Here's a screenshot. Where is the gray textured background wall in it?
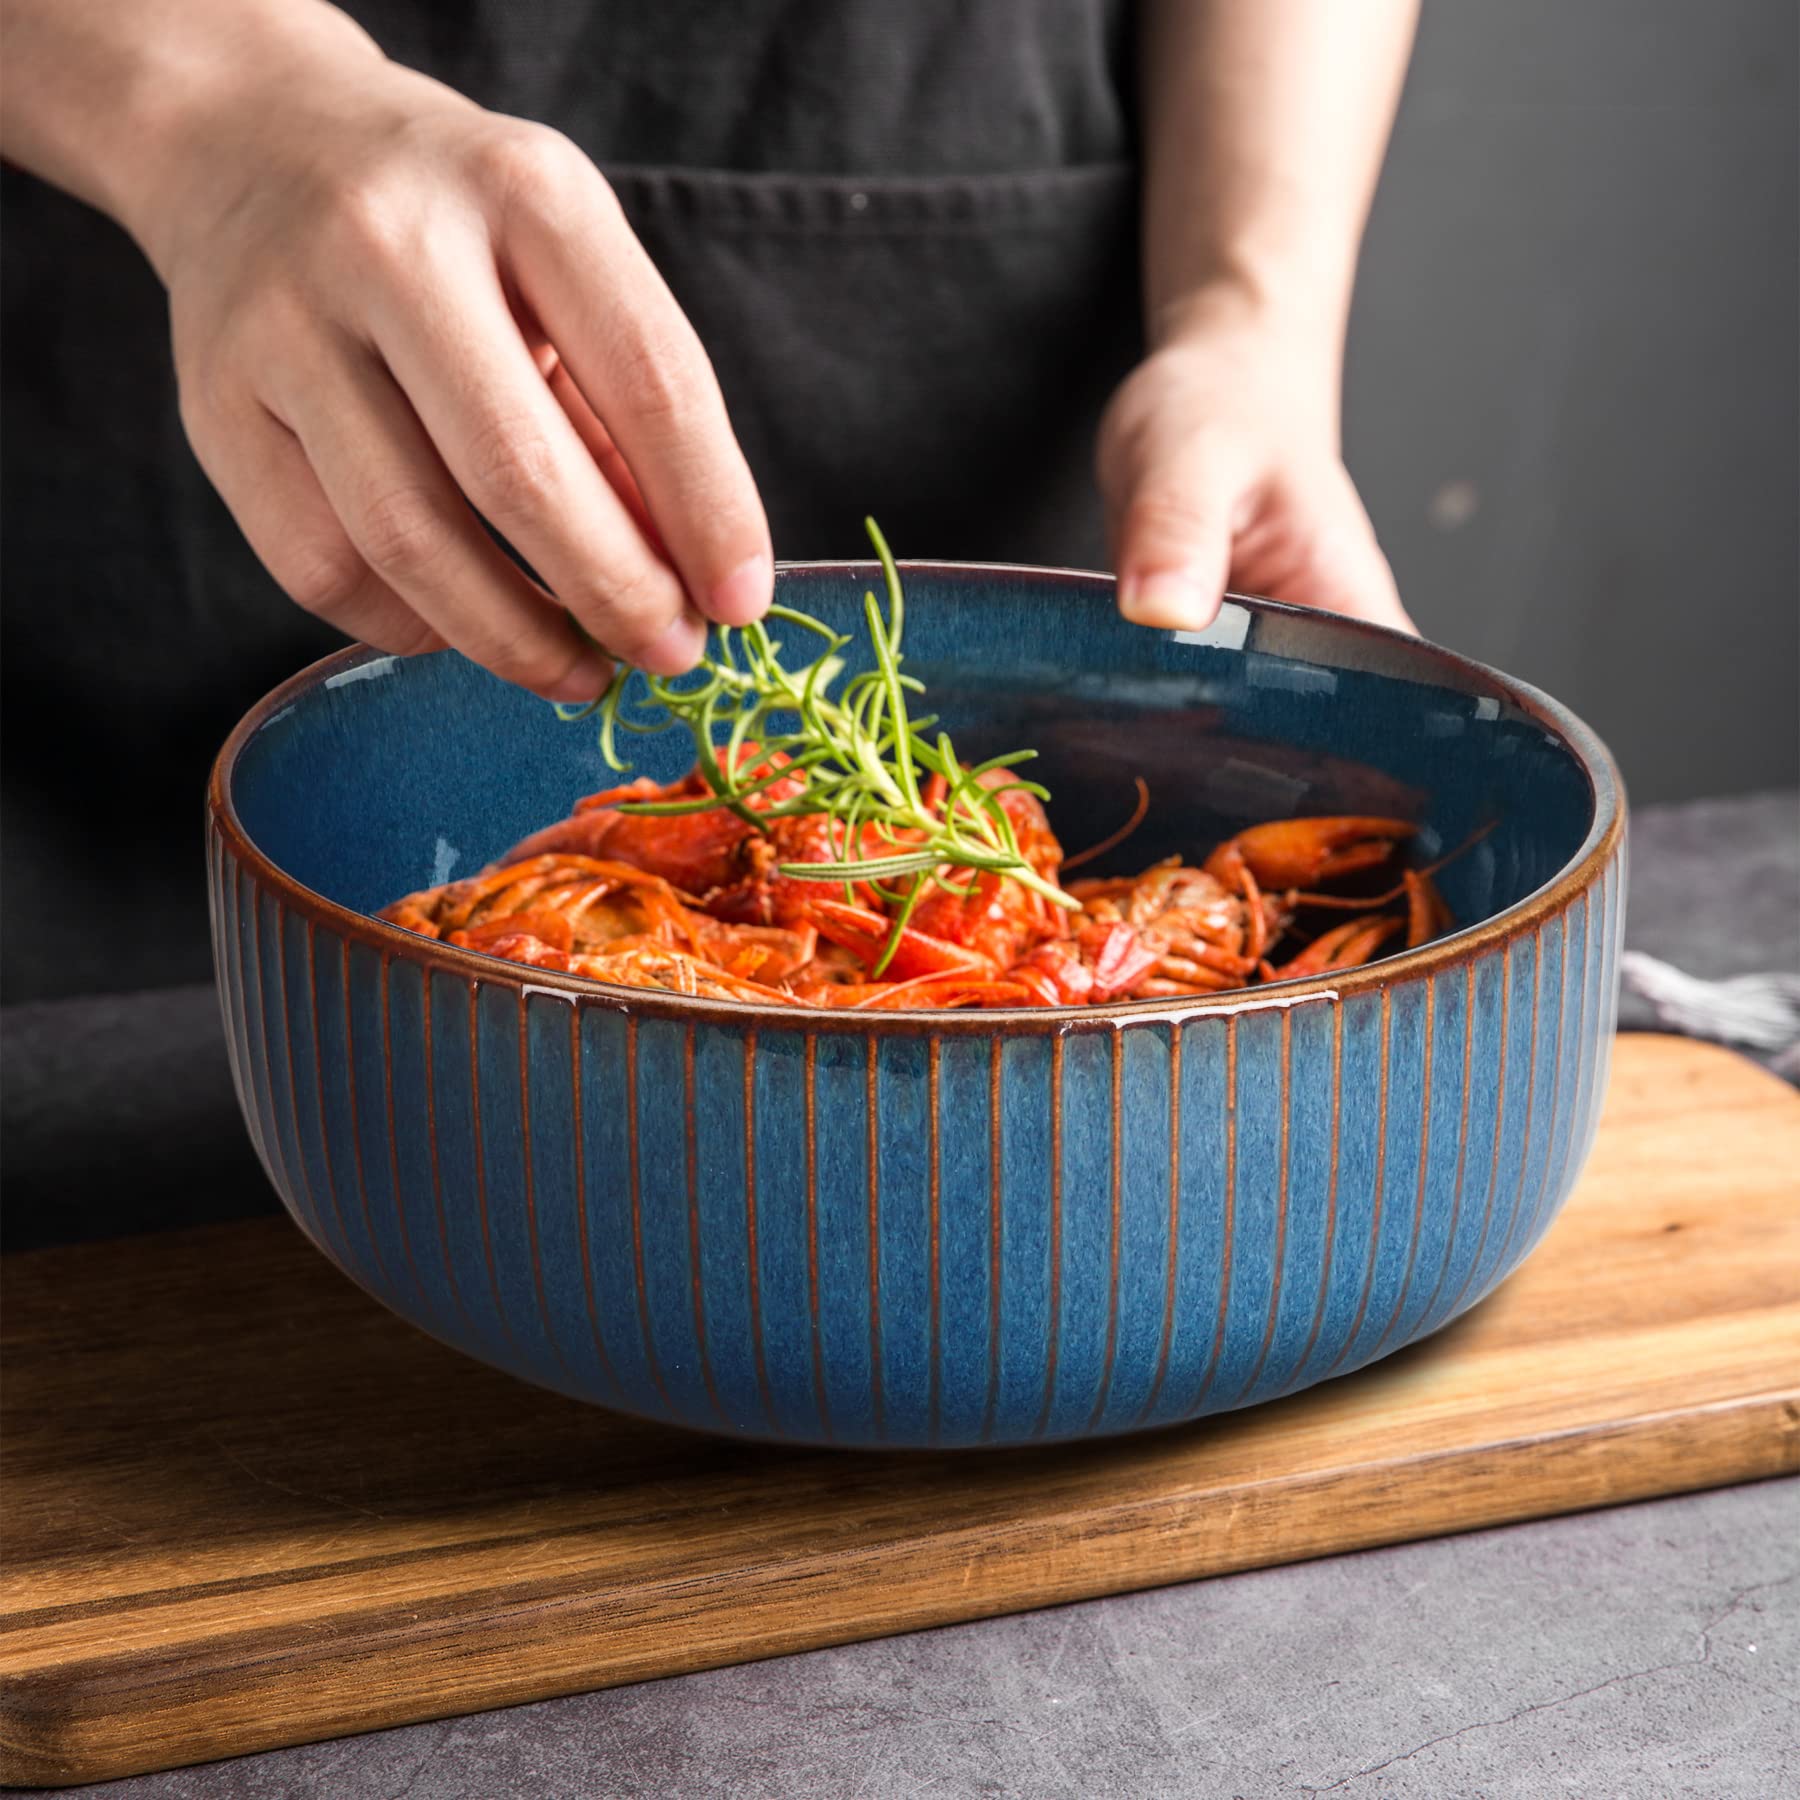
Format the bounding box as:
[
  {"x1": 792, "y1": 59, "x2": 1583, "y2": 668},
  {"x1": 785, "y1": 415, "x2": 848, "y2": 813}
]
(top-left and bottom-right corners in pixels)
[{"x1": 1345, "y1": 0, "x2": 1796, "y2": 804}]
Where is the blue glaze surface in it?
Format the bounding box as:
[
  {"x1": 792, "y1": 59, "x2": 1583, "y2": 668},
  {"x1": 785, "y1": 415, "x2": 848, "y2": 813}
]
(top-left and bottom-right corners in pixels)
[{"x1": 210, "y1": 566, "x2": 1624, "y2": 1448}]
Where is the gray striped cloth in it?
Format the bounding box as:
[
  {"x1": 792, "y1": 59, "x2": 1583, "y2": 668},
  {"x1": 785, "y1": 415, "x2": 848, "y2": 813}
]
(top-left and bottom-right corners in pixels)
[{"x1": 1620, "y1": 951, "x2": 1800, "y2": 1082}]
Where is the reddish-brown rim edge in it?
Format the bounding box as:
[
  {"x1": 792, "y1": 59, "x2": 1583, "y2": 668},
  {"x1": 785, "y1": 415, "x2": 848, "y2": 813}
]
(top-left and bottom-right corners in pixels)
[{"x1": 207, "y1": 563, "x2": 1626, "y2": 1037}]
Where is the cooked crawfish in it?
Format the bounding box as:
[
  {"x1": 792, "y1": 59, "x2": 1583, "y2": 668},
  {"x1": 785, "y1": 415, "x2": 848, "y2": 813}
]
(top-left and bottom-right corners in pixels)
[
  {"x1": 497, "y1": 754, "x2": 918, "y2": 927},
  {"x1": 381, "y1": 781, "x2": 1453, "y2": 1009}
]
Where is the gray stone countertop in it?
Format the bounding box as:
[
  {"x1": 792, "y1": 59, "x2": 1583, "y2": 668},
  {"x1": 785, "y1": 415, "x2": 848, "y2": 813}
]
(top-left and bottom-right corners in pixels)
[{"x1": 5, "y1": 792, "x2": 1797, "y2": 1799}]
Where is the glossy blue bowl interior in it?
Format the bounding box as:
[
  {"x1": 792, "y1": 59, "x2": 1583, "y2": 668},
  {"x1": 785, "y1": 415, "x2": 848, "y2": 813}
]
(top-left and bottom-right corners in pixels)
[
  {"x1": 231, "y1": 570, "x2": 1596, "y2": 952},
  {"x1": 215, "y1": 566, "x2": 1619, "y2": 1450}
]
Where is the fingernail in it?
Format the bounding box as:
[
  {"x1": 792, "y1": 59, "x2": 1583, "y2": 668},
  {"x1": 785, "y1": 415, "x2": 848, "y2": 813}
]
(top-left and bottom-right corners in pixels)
[
  {"x1": 633, "y1": 611, "x2": 707, "y2": 677},
  {"x1": 546, "y1": 650, "x2": 614, "y2": 705},
  {"x1": 708, "y1": 553, "x2": 774, "y2": 627},
  {"x1": 1118, "y1": 569, "x2": 1218, "y2": 631}
]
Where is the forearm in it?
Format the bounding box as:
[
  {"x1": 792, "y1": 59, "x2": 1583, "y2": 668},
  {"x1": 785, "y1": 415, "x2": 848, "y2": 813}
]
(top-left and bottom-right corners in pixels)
[
  {"x1": 1138, "y1": 0, "x2": 1418, "y2": 365},
  {"x1": 1098, "y1": 2, "x2": 1417, "y2": 630},
  {"x1": 0, "y1": 0, "x2": 383, "y2": 266}
]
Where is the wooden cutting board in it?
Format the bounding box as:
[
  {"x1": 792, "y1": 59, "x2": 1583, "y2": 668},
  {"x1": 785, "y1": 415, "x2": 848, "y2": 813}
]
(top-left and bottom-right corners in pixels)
[{"x1": 2, "y1": 1034, "x2": 1796, "y2": 1788}]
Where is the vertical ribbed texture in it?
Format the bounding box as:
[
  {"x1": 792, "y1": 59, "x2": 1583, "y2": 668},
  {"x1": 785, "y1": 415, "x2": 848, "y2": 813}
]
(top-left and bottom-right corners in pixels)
[
  {"x1": 1406, "y1": 962, "x2": 1477, "y2": 1344},
  {"x1": 1231, "y1": 1006, "x2": 1294, "y2": 1404},
  {"x1": 511, "y1": 994, "x2": 584, "y2": 1394},
  {"x1": 736, "y1": 1026, "x2": 774, "y2": 1428},
  {"x1": 1029, "y1": 1034, "x2": 1067, "y2": 1438},
  {"x1": 565, "y1": 1003, "x2": 623, "y2": 1402},
  {"x1": 928, "y1": 1033, "x2": 993, "y2": 1444},
  {"x1": 272, "y1": 903, "x2": 331, "y2": 1266},
  {"x1": 681, "y1": 1023, "x2": 725, "y2": 1425},
  {"x1": 308, "y1": 923, "x2": 379, "y2": 1289},
  {"x1": 1320, "y1": 990, "x2": 1393, "y2": 1380},
  {"x1": 981, "y1": 1036, "x2": 1006, "y2": 1442},
  {"x1": 1188, "y1": 1014, "x2": 1240, "y2": 1412},
  {"x1": 1132, "y1": 1023, "x2": 1182, "y2": 1428},
  {"x1": 926, "y1": 1037, "x2": 944, "y2": 1439},
  {"x1": 350, "y1": 944, "x2": 413, "y2": 1305},
  {"x1": 212, "y1": 840, "x2": 1624, "y2": 1448},
  {"x1": 1095, "y1": 1024, "x2": 1173, "y2": 1430}
]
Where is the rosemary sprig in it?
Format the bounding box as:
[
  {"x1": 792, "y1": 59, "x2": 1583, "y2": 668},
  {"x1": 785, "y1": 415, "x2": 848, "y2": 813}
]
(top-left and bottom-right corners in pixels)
[{"x1": 558, "y1": 517, "x2": 1077, "y2": 973}]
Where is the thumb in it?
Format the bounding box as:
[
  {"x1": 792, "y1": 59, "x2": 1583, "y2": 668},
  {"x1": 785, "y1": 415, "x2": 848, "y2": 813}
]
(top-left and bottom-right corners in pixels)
[{"x1": 1104, "y1": 437, "x2": 1251, "y2": 633}]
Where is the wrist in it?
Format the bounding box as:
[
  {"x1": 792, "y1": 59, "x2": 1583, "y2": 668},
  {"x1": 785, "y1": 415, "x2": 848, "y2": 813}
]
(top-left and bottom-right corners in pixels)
[
  {"x1": 1147, "y1": 275, "x2": 1346, "y2": 437},
  {"x1": 1126, "y1": 277, "x2": 1347, "y2": 454},
  {"x1": 1148, "y1": 270, "x2": 1345, "y2": 362},
  {"x1": 97, "y1": 5, "x2": 390, "y2": 276}
]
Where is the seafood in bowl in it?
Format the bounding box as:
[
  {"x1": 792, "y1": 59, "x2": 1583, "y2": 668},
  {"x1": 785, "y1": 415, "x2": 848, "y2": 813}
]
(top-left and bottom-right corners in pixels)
[
  {"x1": 207, "y1": 557, "x2": 1624, "y2": 1448},
  {"x1": 380, "y1": 538, "x2": 1461, "y2": 1007},
  {"x1": 382, "y1": 792, "x2": 1453, "y2": 1010}
]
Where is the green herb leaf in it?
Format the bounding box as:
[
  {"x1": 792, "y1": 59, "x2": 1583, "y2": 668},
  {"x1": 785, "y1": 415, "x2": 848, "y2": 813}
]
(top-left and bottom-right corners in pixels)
[{"x1": 565, "y1": 518, "x2": 1079, "y2": 970}]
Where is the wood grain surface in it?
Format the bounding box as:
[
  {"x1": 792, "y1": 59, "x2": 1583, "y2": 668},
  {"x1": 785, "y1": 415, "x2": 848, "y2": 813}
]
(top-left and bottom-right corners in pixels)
[{"x1": 2, "y1": 1034, "x2": 1796, "y2": 1788}]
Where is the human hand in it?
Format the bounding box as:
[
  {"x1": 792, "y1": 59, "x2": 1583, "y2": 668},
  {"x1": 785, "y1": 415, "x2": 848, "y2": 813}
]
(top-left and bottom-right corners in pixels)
[
  {"x1": 126, "y1": 12, "x2": 770, "y2": 698},
  {"x1": 1097, "y1": 292, "x2": 1414, "y2": 636}
]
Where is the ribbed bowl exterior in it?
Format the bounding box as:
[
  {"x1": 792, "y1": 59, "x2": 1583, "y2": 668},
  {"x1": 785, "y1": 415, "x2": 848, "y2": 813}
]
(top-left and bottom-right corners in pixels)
[{"x1": 207, "y1": 820, "x2": 1624, "y2": 1449}]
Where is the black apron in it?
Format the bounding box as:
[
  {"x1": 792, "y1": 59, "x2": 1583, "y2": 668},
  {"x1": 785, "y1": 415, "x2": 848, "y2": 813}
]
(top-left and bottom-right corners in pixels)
[{"x1": 1, "y1": 0, "x2": 1140, "y2": 1010}]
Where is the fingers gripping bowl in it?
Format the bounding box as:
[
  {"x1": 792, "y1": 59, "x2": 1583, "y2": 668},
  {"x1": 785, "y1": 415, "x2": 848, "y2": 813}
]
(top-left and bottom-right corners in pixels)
[{"x1": 207, "y1": 564, "x2": 1625, "y2": 1449}]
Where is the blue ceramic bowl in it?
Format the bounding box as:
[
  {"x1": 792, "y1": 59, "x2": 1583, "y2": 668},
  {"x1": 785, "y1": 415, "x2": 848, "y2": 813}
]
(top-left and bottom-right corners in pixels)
[{"x1": 208, "y1": 565, "x2": 1624, "y2": 1449}]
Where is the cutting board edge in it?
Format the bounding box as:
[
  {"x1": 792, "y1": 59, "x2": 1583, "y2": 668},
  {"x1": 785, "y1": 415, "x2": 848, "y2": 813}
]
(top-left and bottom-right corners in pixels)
[{"x1": 4, "y1": 1385, "x2": 1794, "y2": 1790}]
